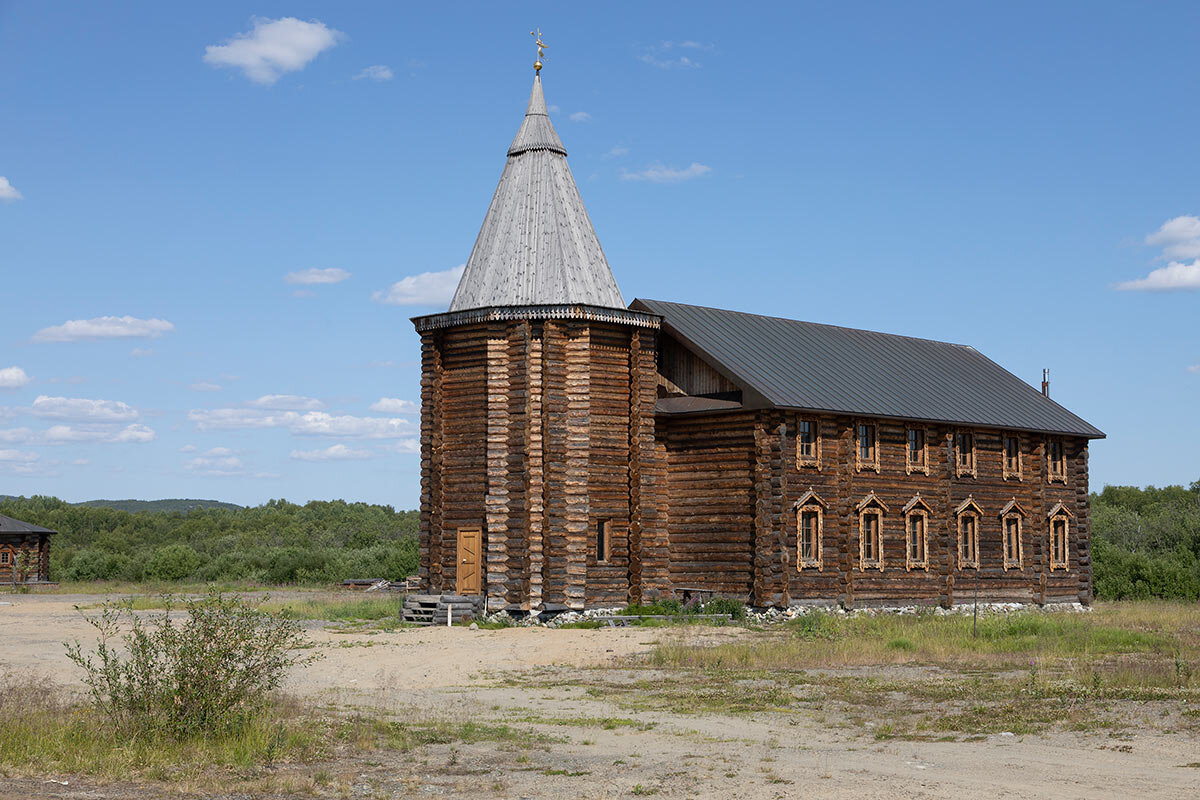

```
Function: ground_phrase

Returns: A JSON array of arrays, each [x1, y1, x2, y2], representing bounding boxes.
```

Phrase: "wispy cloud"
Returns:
[[190, 382, 222, 392], [130, 347, 154, 358], [1187, 364, 1200, 373], [188, 408, 413, 439], [0, 367, 30, 389], [372, 264, 465, 307], [0, 449, 38, 464], [0, 177, 22, 202], [353, 65, 393, 81], [604, 145, 630, 158], [388, 439, 421, 454], [43, 424, 155, 444], [285, 267, 351, 285], [33, 316, 174, 343], [637, 41, 710, 70], [621, 162, 712, 183], [31, 396, 138, 422], [569, 111, 592, 122], [290, 443, 372, 461], [247, 394, 323, 411], [1116, 215, 1200, 291], [368, 397, 418, 414], [203, 17, 343, 85]]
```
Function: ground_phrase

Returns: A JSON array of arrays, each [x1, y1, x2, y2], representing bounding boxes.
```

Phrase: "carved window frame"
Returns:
[[999, 499, 1026, 571], [955, 496, 982, 569], [905, 427, 929, 475], [794, 488, 826, 571], [856, 492, 888, 571], [955, 430, 977, 478], [1048, 503, 1072, 571], [856, 421, 880, 473], [902, 494, 932, 571], [796, 418, 821, 470], [1002, 434, 1022, 481], [1047, 437, 1067, 484]]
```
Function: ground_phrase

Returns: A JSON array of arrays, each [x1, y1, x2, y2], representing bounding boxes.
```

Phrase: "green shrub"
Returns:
[[145, 544, 203, 581], [701, 597, 747, 620], [620, 599, 684, 616], [65, 591, 320, 738]]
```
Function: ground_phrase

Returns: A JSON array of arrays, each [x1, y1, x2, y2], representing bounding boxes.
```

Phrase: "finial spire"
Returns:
[[531, 28, 546, 73]]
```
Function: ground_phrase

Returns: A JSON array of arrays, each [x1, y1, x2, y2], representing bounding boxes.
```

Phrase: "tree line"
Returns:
[[1092, 480, 1200, 601], [0, 495, 418, 585]]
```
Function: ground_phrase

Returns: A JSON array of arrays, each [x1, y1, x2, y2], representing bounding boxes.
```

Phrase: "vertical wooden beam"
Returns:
[[526, 324, 545, 610], [484, 325, 510, 606], [564, 324, 591, 610]]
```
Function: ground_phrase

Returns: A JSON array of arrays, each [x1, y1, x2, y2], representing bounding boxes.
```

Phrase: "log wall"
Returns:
[[0, 534, 52, 582]]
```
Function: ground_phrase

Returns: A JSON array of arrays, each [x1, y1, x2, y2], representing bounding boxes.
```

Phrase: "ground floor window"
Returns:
[[1003, 514, 1023, 569], [1050, 515, 1070, 570], [798, 506, 822, 569], [906, 512, 927, 569], [956, 498, 982, 569]]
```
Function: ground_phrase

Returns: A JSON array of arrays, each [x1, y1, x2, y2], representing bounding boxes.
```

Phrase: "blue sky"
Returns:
[[2, 2, 1197, 507]]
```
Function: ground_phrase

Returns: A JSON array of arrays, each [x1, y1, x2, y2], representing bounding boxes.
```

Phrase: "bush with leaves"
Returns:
[[65, 591, 320, 738]]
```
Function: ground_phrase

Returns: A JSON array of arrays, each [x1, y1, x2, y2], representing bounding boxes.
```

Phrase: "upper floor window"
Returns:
[[797, 419, 820, 468], [1048, 503, 1072, 570], [1047, 438, 1067, 482], [0, 551, 8, 565], [955, 431, 977, 478], [955, 497, 982, 569], [856, 492, 889, 571], [1003, 435, 1022, 480], [596, 520, 610, 563], [856, 422, 879, 472], [1000, 499, 1026, 570], [906, 428, 927, 474]]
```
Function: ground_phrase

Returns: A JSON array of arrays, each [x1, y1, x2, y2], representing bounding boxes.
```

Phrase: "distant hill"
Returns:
[[73, 498, 243, 513]]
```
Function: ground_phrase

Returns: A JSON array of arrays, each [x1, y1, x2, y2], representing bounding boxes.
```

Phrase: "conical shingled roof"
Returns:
[[449, 75, 625, 312]]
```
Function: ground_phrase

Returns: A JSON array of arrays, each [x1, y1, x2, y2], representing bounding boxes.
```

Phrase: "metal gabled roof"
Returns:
[[632, 298, 1105, 439], [448, 75, 625, 313], [0, 513, 56, 534]]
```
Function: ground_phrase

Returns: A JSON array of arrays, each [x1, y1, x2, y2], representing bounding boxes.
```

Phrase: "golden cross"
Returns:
[[531, 28, 546, 72]]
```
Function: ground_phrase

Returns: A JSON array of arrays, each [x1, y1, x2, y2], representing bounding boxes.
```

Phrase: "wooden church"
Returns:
[[411, 60, 1103, 613]]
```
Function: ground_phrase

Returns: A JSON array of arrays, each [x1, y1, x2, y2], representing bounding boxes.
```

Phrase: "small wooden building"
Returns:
[[411, 69, 1104, 612], [0, 513, 55, 584]]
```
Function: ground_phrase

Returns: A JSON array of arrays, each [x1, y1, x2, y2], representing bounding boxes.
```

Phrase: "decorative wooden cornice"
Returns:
[[412, 304, 661, 333]]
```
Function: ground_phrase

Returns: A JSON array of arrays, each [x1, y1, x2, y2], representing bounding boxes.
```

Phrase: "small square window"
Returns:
[[0, 552, 8, 565]]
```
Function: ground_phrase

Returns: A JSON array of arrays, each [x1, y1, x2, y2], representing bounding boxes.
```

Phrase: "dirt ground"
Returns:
[[2, 593, 1198, 799]]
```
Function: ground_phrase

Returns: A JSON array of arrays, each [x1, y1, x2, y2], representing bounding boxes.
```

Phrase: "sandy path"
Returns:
[[2, 594, 1198, 799]]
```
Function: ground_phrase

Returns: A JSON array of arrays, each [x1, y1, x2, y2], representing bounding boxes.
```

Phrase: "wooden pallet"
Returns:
[[401, 594, 484, 626]]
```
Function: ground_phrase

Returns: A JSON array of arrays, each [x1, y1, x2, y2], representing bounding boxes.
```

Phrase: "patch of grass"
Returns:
[[517, 714, 656, 731], [542, 768, 591, 776], [81, 592, 404, 622]]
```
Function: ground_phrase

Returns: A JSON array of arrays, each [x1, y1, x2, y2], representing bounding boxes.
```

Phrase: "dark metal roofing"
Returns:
[[655, 396, 743, 415], [632, 298, 1104, 439], [0, 514, 56, 534]]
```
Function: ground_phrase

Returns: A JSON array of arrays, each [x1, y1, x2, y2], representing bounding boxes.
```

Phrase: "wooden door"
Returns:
[[456, 528, 482, 595]]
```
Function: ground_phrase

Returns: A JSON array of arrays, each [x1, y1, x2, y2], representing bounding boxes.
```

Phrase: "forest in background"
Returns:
[[2, 482, 1198, 599], [0, 496, 418, 584]]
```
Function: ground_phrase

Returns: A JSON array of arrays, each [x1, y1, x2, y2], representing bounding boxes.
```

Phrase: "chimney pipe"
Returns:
[[1041, 368, 1050, 397]]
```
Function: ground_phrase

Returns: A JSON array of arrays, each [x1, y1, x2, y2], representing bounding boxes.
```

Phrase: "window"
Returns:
[[797, 419, 820, 468], [907, 513, 927, 569], [1003, 515, 1021, 569], [1003, 435, 1021, 480], [906, 428, 927, 474], [0, 551, 8, 565], [795, 489, 826, 571], [955, 431, 976, 477], [1049, 513, 1070, 570], [1047, 438, 1067, 482], [596, 520, 610, 563], [856, 492, 888, 571], [856, 422, 879, 472], [956, 497, 982, 569]]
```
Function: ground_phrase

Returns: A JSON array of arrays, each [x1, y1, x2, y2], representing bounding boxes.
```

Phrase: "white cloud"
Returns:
[[188, 408, 413, 439], [0, 177, 22, 202], [1188, 365, 1200, 374], [1145, 215, 1200, 261], [388, 438, 421, 454], [43, 424, 156, 444], [32, 395, 138, 422], [290, 443, 372, 461], [248, 394, 323, 410], [186, 453, 246, 475], [0, 428, 33, 443], [200, 447, 236, 457], [620, 162, 712, 183], [190, 382, 222, 392], [33, 315, 174, 343], [179, 444, 198, 453], [1115, 261, 1200, 291], [0, 449, 37, 463], [638, 42, 706, 70], [372, 264, 465, 307], [368, 397, 418, 414], [203, 17, 343, 85], [353, 65, 393, 81], [569, 111, 592, 122], [285, 267, 351, 285], [71, 458, 89, 466], [0, 367, 30, 389]]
